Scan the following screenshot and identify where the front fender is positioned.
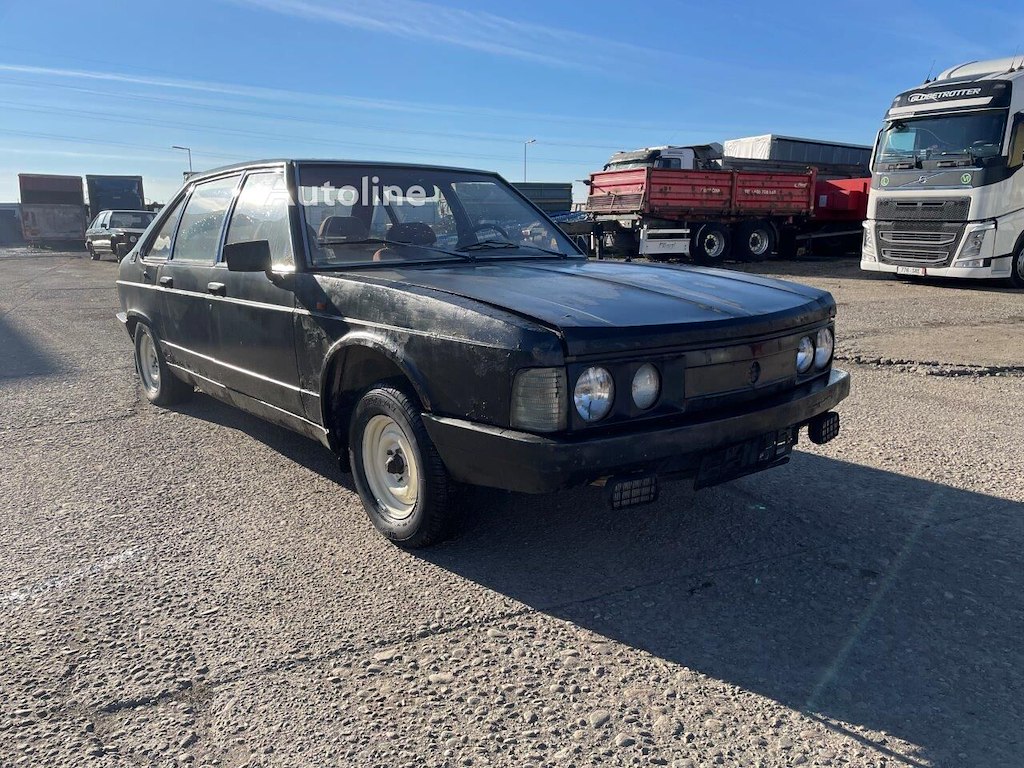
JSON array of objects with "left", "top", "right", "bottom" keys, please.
[{"left": 318, "top": 331, "right": 434, "bottom": 427}]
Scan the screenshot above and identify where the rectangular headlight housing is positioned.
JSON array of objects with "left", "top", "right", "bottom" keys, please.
[
  {"left": 958, "top": 221, "right": 996, "bottom": 261},
  {"left": 511, "top": 368, "right": 566, "bottom": 432}
]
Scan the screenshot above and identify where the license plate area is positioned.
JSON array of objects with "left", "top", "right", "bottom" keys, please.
[
  {"left": 896, "top": 266, "right": 926, "bottom": 276},
  {"left": 694, "top": 429, "right": 796, "bottom": 490}
]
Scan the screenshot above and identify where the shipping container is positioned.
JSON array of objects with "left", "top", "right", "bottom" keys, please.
[
  {"left": 18, "top": 174, "right": 86, "bottom": 244},
  {"left": 512, "top": 182, "right": 573, "bottom": 214},
  {"left": 86, "top": 175, "right": 145, "bottom": 219}
]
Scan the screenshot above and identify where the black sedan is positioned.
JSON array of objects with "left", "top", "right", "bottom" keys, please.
[
  {"left": 116, "top": 160, "right": 849, "bottom": 547},
  {"left": 87, "top": 209, "right": 156, "bottom": 261}
]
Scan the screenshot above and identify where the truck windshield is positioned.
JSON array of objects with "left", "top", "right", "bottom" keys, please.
[
  {"left": 298, "top": 165, "right": 579, "bottom": 267},
  {"left": 875, "top": 110, "right": 1007, "bottom": 168}
]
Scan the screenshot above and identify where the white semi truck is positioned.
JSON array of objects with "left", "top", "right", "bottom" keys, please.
[{"left": 861, "top": 57, "right": 1024, "bottom": 287}]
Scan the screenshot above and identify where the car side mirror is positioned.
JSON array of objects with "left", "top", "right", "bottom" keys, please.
[
  {"left": 102, "top": 223, "right": 109, "bottom": 229},
  {"left": 224, "top": 240, "right": 272, "bottom": 273}
]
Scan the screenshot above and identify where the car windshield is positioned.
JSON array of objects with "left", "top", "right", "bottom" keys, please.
[
  {"left": 297, "top": 164, "right": 579, "bottom": 267},
  {"left": 875, "top": 110, "right": 1007, "bottom": 168},
  {"left": 108, "top": 211, "right": 155, "bottom": 228}
]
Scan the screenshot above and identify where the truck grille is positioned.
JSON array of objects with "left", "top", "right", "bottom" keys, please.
[
  {"left": 875, "top": 197, "right": 970, "bottom": 222},
  {"left": 875, "top": 198, "right": 969, "bottom": 267},
  {"left": 586, "top": 193, "right": 643, "bottom": 213}
]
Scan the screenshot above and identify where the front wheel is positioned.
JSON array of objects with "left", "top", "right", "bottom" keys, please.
[
  {"left": 349, "top": 385, "right": 457, "bottom": 548},
  {"left": 133, "top": 323, "right": 193, "bottom": 406},
  {"left": 88, "top": 244, "right": 99, "bottom": 261},
  {"left": 690, "top": 223, "right": 731, "bottom": 266},
  {"left": 1011, "top": 243, "right": 1024, "bottom": 288}
]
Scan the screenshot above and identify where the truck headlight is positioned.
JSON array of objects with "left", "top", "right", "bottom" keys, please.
[
  {"left": 861, "top": 221, "right": 876, "bottom": 261},
  {"left": 958, "top": 222, "right": 995, "bottom": 261},
  {"left": 511, "top": 368, "right": 566, "bottom": 432},
  {"left": 574, "top": 367, "right": 614, "bottom": 422},
  {"left": 814, "top": 327, "right": 834, "bottom": 369},
  {"left": 796, "top": 336, "right": 814, "bottom": 374},
  {"left": 631, "top": 363, "right": 660, "bottom": 410}
]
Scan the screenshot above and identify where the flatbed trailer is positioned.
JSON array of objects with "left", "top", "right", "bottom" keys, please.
[{"left": 576, "top": 166, "right": 867, "bottom": 264}]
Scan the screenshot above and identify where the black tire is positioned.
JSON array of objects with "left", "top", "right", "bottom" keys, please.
[
  {"left": 690, "top": 223, "right": 731, "bottom": 266},
  {"left": 349, "top": 384, "right": 457, "bottom": 548},
  {"left": 133, "top": 323, "right": 193, "bottom": 406},
  {"left": 1011, "top": 243, "right": 1024, "bottom": 289},
  {"left": 88, "top": 244, "right": 100, "bottom": 261},
  {"left": 735, "top": 220, "right": 776, "bottom": 262}
]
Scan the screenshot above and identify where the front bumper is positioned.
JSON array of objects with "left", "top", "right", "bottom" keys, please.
[
  {"left": 423, "top": 368, "right": 851, "bottom": 494},
  {"left": 860, "top": 255, "right": 1012, "bottom": 279}
]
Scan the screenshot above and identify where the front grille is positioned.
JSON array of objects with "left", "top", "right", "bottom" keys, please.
[
  {"left": 876, "top": 197, "right": 970, "bottom": 222},
  {"left": 875, "top": 202, "right": 968, "bottom": 266}
]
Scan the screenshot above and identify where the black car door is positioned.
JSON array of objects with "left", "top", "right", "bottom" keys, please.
[
  {"left": 154, "top": 174, "right": 241, "bottom": 383},
  {"left": 209, "top": 169, "right": 303, "bottom": 415}
]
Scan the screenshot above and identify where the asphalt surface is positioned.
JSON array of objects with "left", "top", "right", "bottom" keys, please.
[{"left": 1, "top": 247, "right": 1021, "bottom": 768}]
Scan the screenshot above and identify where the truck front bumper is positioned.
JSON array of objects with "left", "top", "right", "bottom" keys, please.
[
  {"left": 423, "top": 368, "right": 851, "bottom": 494},
  {"left": 861, "top": 255, "right": 1013, "bottom": 279}
]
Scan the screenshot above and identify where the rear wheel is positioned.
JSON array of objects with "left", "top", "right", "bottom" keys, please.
[
  {"left": 349, "top": 384, "right": 457, "bottom": 548},
  {"left": 735, "top": 221, "right": 775, "bottom": 262},
  {"left": 690, "top": 223, "right": 731, "bottom": 266},
  {"left": 133, "top": 323, "right": 193, "bottom": 406}
]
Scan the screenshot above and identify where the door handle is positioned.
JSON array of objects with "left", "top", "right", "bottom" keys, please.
[
  {"left": 207, "top": 282, "right": 226, "bottom": 296},
  {"left": 158, "top": 276, "right": 173, "bottom": 288}
]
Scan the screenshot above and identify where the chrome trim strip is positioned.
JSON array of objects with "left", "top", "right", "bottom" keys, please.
[{"left": 162, "top": 340, "right": 320, "bottom": 398}]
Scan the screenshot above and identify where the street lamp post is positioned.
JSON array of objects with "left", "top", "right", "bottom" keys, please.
[
  {"left": 171, "top": 145, "right": 193, "bottom": 174},
  {"left": 523, "top": 139, "right": 536, "bottom": 182}
]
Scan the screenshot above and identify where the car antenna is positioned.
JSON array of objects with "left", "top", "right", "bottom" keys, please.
[{"left": 924, "top": 59, "right": 936, "bottom": 83}]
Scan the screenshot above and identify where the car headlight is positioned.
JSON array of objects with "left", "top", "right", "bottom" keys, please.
[
  {"left": 631, "top": 363, "right": 660, "bottom": 410},
  {"left": 958, "top": 222, "right": 995, "bottom": 261},
  {"left": 861, "top": 221, "right": 876, "bottom": 261},
  {"left": 814, "top": 327, "right": 834, "bottom": 369},
  {"left": 574, "top": 366, "right": 614, "bottom": 422},
  {"left": 511, "top": 368, "right": 566, "bottom": 432},
  {"left": 796, "top": 336, "right": 814, "bottom": 374}
]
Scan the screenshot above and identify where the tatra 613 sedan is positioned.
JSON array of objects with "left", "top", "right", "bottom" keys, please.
[{"left": 116, "top": 160, "right": 850, "bottom": 547}]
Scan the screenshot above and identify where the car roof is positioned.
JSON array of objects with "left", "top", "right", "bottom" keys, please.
[
  {"left": 102, "top": 209, "right": 153, "bottom": 214},
  {"left": 187, "top": 159, "right": 503, "bottom": 184}
]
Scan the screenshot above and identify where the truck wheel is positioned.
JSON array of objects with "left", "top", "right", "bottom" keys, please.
[
  {"left": 349, "top": 384, "right": 457, "bottom": 548},
  {"left": 736, "top": 221, "right": 775, "bottom": 262},
  {"left": 134, "top": 323, "right": 193, "bottom": 406},
  {"left": 1011, "top": 243, "right": 1024, "bottom": 289},
  {"left": 691, "top": 223, "right": 731, "bottom": 266}
]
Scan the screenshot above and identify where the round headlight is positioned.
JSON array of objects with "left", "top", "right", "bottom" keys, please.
[
  {"left": 574, "top": 367, "right": 614, "bottom": 422},
  {"left": 796, "top": 336, "right": 814, "bottom": 373},
  {"left": 814, "top": 327, "right": 834, "bottom": 369},
  {"left": 631, "top": 363, "right": 660, "bottom": 410}
]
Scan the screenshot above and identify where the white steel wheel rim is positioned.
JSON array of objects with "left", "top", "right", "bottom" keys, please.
[
  {"left": 1017, "top": 248, "right": 1024, "bottom": 280},
  {"left": 138, "top": 331, "right": 161, "bottom": 393},
  {"left": 748, "top": 230, "right": 770, "bottom": 256},
  {"left": 361, "top": 415, "right": 420, "bottom": 520},
  {"left": 703, "top": 231, "right": 725, "bottom": 258}
]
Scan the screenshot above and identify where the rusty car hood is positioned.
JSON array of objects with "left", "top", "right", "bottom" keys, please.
[{"left": 362, "top": 259, "right": 835, "bottom": 357}]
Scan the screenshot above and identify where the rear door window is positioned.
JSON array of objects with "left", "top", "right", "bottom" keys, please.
[
  {"left": 171, "top": 176, "right": 240, "bottom": 263},
  {"left": 224, "top": 172, "right": 294, "bottom": 268}
]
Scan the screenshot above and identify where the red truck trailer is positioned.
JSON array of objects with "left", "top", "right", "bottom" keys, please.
[
  {"left": 18, "top": 174, "right": 86, "bottom": 246},
  {"left": 563, "top": 144, "right": 869, "bottom": 264}
]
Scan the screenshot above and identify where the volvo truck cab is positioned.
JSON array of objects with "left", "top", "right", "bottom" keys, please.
[{"left": 861, "top": 57, "right": 1024, "bottom": 287}]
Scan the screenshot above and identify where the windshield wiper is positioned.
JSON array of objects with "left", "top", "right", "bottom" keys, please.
[{"left": 457, "top": 239, "right": 569, "bottom": 257}]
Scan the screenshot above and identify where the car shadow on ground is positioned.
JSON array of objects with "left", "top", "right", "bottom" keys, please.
[
  {"left": 171, "top": 391, "right": 347, "bottom": 486},
  {"left": 421, "top": 453, "right": 1023, "bottom": 768},
  {"left": 0, "top": 314, "right": 64, "bottom": 381}
]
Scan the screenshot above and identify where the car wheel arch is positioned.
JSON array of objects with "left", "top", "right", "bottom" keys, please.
[{"left": 319, "top": 335, "right": 433, "bottom": 452}]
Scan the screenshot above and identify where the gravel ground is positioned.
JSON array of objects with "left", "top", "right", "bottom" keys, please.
[{"left": 1, "top": 249, "right": 1021, "bottom": 768}]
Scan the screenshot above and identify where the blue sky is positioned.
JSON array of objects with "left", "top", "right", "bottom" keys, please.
[{"left": 1, "top": 0, "right": 1022, "bottom": 204}]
